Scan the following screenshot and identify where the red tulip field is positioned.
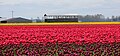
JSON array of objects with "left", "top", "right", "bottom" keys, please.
[{"left": 0, "top": 24, "right": 120, "bottom": 56}]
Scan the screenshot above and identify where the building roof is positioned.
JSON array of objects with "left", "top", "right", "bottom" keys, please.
[
  {"left": 1, "top": 17, "right": 32, "bottom": 23},
  {"left": 1, "top": 17, "right": 31, "bottom": 21},
  {"left": 0, "top": 18, "right": 8, "bottom": 21}
]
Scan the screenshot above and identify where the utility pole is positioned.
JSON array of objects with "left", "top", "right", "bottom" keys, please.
[{"left": 11, "top": 11, "right": 14, "bottom": 18}]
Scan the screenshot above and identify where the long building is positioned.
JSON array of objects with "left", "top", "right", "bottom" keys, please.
[
  {"left": 0, "top": 17, "right": 32, "bottom": 23},
  {"left": 43, "top": 14, "right": 83, "bottom": 22}
]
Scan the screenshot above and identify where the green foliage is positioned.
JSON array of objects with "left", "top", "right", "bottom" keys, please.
[
  {"left": 80, "top": 53, "right": 85, "bottom": 56},
  {"left": 2, "top": 50, "right": 5, "bottom": 56},
  {"left": 13, "top": 48, "right": 17, "bottom": 56},
  {"left": 92, "top": 51, "right": 95, "bottom": 56},
  {"left": 54, "top": 52, "right": 58, "bottom": 56},
  {"left": 20, "top": 43, "right": 23, "bottom": 48},
  {"left": 101, "top": 50, "right": 105, "bottom": 56}
]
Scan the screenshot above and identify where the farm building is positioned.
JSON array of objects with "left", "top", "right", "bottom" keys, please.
[
  {"left": 0, "top": 17, "right": 32, "bottom": 23},
  {"left": 43, "top": 14, "right": 82, "bottom": 22}
]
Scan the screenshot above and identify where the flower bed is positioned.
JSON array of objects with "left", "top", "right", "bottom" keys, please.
[{"left": 0, "top": 24, "right": 120, "bottom": 55}]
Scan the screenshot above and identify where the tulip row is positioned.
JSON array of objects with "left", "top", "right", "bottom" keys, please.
[
  {"left": 0, "top": 42, "right": 120, "bottom": 56},
  {"left": 0, "top": 24, "right": 120, "bottom": 45},
  {"left": 0, "top": 24, "right": 120, "bottom": 55}
]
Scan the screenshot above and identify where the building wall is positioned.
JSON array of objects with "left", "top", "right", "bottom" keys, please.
[{"left": 45, "top": 18, "right": 78, "bottom": 22}]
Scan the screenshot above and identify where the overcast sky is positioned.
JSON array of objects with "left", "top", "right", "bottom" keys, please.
[{"left": 0, "top": 0, "right": 120, "bottom": 19}]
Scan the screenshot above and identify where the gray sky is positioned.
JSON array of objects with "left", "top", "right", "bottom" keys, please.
[{"left": 0, "top": 0, "right": 120, "bottom": 19}]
